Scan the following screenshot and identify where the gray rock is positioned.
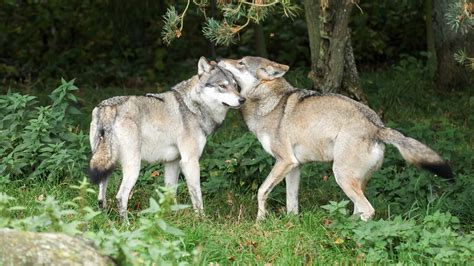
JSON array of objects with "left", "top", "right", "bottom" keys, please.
[{"left": 0, "top": 229, "right": 115, "bottom": 265}]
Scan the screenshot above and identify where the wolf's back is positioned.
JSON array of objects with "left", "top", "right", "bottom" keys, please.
[
  {"left": 89, "top": 106, "right": 118, "bottom": 184},
  {"left": 377, "top": 127, "right": 453, "bottom": 181}
]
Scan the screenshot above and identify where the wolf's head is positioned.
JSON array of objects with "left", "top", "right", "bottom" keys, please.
[
  {"left": 196, "top": 57, "right": 246, "bottom": 109},
  {"left": 217, "top": 56, "right": 289, "bottom": 96}
]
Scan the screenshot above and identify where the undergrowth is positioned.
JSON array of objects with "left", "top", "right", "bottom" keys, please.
[
  {"left": 0, "top": 79, "right": 88, "bottom": 183},
  {"left": 0, "top": 180, "right": 194, "bottom": 265}
]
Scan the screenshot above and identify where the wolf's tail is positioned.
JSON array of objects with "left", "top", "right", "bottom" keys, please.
[
  {"left": 88, "top": 106, "right": 118, "bottom": 184},
  {"left": 377, "top": 127, "right": 453, "bottom": 181}
]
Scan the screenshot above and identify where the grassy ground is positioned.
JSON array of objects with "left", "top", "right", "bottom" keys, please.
[{"left": 1, "top": 60, "right": 473, "bottom": 264}]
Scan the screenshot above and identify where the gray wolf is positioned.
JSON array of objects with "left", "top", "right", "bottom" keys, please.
[
  {"left": 217, "top": 56, "right": 453, "bottom": 221},
  {"left": 88, "top": 57, "right": 245, "bottom": 219}
]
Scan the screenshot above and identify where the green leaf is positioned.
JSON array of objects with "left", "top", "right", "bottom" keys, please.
[
  {"left": 170, "top": 204, "right": 189, "bottom": 211},
  {"left": 141, "top": 198, "right": 160, "bottom": 214},
  {"left": 7, "top": 206, "right": 26, "bottom": 211}
]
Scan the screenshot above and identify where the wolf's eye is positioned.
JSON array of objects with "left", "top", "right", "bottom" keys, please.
[{"left": 217, "top": 85, "right": 226, "bottom": 92}]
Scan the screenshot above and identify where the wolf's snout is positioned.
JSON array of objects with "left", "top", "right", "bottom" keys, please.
[
  {"left": 239, "top": 97, "right": 246, "bottom": 105},
  {"left": 216, "top": 57, "right": 222, "bottom": 62}
]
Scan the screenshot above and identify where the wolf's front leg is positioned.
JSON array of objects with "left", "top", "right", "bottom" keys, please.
[
  {"left": 257, "top": 160, "right": 298, "bottom": 220},
  {"left": 180, "top": 157, "right": 204, "bottom": 213},
  {"left": 164, "top": 159, "right": 180, "bottom": 196},
  {"left": 285, "top": 167, "right": 300, "bottom": 215}
]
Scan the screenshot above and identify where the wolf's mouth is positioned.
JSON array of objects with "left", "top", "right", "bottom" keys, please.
[{"left": 222, "top": 102, "right": 241, "bottom": 109}]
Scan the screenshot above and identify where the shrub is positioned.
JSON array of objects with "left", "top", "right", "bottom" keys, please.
[
  {"left": 0, "top": 79, "right": 88, "bottom": 183},
  {"left": 322, "top": 200, "right": 473, "bottom": 263},
  {"left": 0, "top": 179, "right": 194, "bottom": 265},
  {"left": 201, "top": 132, "right": 274, "bottom": 194}
]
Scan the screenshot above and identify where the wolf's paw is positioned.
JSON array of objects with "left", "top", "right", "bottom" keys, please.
[{"left": 98, "top": 199, "right": 107, "bottom": 209}]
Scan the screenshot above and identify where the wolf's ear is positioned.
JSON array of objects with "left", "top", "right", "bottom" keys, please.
[
  {"left": 198, "top": 57, "right": 213, "bottom": 75},
  {"left": 256, "top": 63, "right": 289, "bottom": 80}
]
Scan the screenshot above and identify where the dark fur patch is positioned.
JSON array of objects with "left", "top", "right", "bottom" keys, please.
[
  {"left": 145, "top": 93, "right": 165, "bottom": 102},
  {"left": 298, "top": 90, "right": 321, "bottom": 102},
  {"left": 419, "top": 161, "right": 454, "bottom": 182},
  {"left": 88, "top": 166, "right": 114, "bottom": 184},
  {"left": 276, "top": 90, "right": 298, "bottom": 136}
]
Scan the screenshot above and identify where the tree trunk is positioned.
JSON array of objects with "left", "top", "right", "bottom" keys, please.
[
  {"left": 433, "top": 0, "right": 474, "bottom": 90},
  {"left": 342, "top": 32, "right": 367, "bottom": 104},
  {"left": 254, "top": 23, "right": 268, "bottom": 58},
  {"left": 425, "top": 0, "right": 437, "bottom": 69},
  {"left": 304, "top": 0, "right": 367, "bottom": 103},
  {"left": 304, "top": 0, "right": 321, "bottom": 87},
  {"left": 0, "top": 229, "right": 114, "bottom": 265},
  {"left": 210, "top": 0, "right": 217, "bottom": 58},
  {"left": 321, "top": 0, "right": 353, "bottom": 93}
]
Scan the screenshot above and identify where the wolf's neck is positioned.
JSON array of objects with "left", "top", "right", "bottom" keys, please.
[
  {"left": 187, "top": 85, "right": 227, "bottom": 135},
  {"left": 240, "top": 80, "right": 296, "bottom": 133},
  {"left": 195, "top": 103, "right": 227, "bottom": 135}
]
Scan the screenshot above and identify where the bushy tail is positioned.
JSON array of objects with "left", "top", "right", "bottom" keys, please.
[
  {"left": 378, "top": 127, "right": 454, "bottom": 181},
  {"left": 88, "top": 107, "right": 117, "bottom": 184}
]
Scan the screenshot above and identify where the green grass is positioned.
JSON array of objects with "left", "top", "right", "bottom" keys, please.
[
  {"left": 1, "top": 59, "right": 473, "bottom": 264},
  {"left": 2, "top": 177, "right": 361, "bottom": 264}
]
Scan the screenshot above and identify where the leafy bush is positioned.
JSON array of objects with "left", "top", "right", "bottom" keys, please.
[
  {"left": 0, "top": 79, "right": 88, "bottom": 183},
  {"left": 0, "top": 179, "right": 194, "bottom": 265},
  {"left": 201, "top": 132, "right": 274, "bottom": 194},
  {"left": 322, "top": 200, "right": 473, "bottom": 263}
]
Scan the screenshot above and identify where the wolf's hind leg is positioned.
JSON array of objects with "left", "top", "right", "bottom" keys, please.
[
  {"left": 116, "top": 161, "right": 141, "bottom": 219},
  {"left": 332, "top": 139, "right": 384, "bottom": 221},
  {"left": 114, "top": 120, "right": 141, "bottom": 220},
  {"left": 333, "top": 171, "right": 374, "bottom": 221},
  {"left": 286, "top": 167, "right": 300, "bottom": 215},
  {"left": 98, "top": 178, "right": 109, "bottom": 209}
]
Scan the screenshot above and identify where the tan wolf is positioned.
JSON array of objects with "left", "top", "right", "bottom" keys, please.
[
  {"left": 218, "top": 56, "right": 453, "bottom": 221},
  {"left": 89, "top": 57, "right": 245, "bottom": 219}
]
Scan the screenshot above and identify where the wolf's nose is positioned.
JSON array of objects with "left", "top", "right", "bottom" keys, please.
[
  {"left": 216, "top": 57, "right": 222, "bottom": 62},
  {"left": 239, "top": 97, "right": 246, "bottom": 104}
]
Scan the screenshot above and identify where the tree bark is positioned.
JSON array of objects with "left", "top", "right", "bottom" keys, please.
[
  {"left": 433, "top": 0, "right": 474, "bottom": 90},
  {"left": 210, "top": 0, "right": 217, "bottom": 58},
  {"left": 321, "top": 0, "right": 353, "bottom": 93},
  {"left": 342, "top": 32, "right": 367, "bottom": 104},
  {"left": 425, "top": 0, "right": 437, "bottom": 68},
  {"left": 0, "top": 229, "right": 114, "bottom": 265},
  {"left": 304, "top": 0, "right": 367, "bottom": 103},
  {"left": 254, "top": 23, "right": 268, "bottom": 58},
  {"left": 304, "top": 0, "right": 321, "bottom": 87}
]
